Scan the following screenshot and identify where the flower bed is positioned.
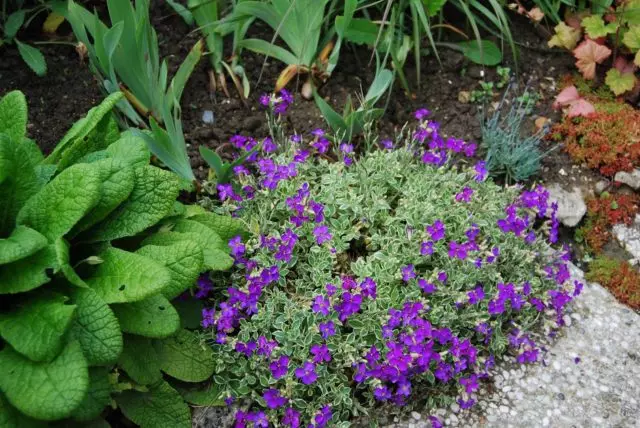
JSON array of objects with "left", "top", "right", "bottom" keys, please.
[{"left": 198, "top": 100, "right": 582, "bottom": 427}]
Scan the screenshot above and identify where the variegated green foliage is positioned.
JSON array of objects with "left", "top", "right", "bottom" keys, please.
[{"left": 0, "top": 91, "right": 244, "bottom": 426}]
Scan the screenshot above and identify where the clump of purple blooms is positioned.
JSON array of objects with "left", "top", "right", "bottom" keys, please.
[{"left": 195, "top": 94, "right": 580, "bottom": 427}]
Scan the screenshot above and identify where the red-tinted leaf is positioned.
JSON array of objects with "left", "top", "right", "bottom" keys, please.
[
  {"left": 573, "top": 39, "right": 612, "bottom": 80},
  {"left": 553, "top": 85, "right": 580, "bottom": 109},
  {"left": 567, "top": 99, "right": 596, "bottom": 117}
]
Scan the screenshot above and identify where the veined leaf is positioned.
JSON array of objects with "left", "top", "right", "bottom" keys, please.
[
  {"left": 582, "top": 15, "right": 618, "bottom": 38},
  {"left": 457, "top": 40, "right": 502, "bottom": 66},
  {"left": 0, "top": 226, "right": 48, "bottom": 265},
  {"left": 105, "top": 134, "right": 151, "bottom": 168},
  {"left": 0, "top": 393, "right": 45, "bottom": 428},
  {"left": 116, "top": 380, "right": 191, "bottom": 428},
  {"left": 185, "top": 211, "right": 248, "bottom": 242},
  {"left": 70, "top": 288, "right": 123, "bottom": 366},
  {"left": 70, "top": 368, "right": 111, "bottom": 422},
  {"left": 85, "top": 247, "right": 171, "bottom": 304},
  {"left": 118, "top": 334, "right": 162, "bottom": 385},
  {"left": 57, "top": 115, "right": 120, "bottom": 171},
  {"left": 548, "top": 22, "right": 581, "bottom": 50},
  {"left": 0, "top": 90, "right": 28, "bottom": 144},
  {"left": 0, "top": 245, "right": 58, "bottom": 294},
  {"left": 605, "top": 68, "right": 636, "bottom": 95},
  {"left": 112, "top": 295, "right": 180, "bottom": 338},
  {"left": 16, "top": 41, "right": 47, "bottom": 76},
  {"left": 0, "top": 340, "right": 88, "bottom": 421},
  {"left": 141, "top": 230, "right": 232, "bottom": 271},
  {"left": 0, "top": 293, "right": 76, "bottom": 362},
  {"left": 155, "top": 329, "right": 215, "bottom": 382}
]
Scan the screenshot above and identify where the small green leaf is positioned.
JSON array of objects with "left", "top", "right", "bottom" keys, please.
[
  {"left": 166, "top": 0, "right": 194, "bottom": 25},
  {"left": 336, "top": 17, "right": 378, "bottom": 46},
  {"left": 70, "top": 368, "right": 111, "bottom": 422},
  {"left": 605, "top": 68, "right": 636, "bottom": 96},
  {"left": 112, "top": 295, "right": 180, "bottom": 338},
  {"left": 17, "top": 163, "right": 102, "bottom": 242},
  {"left": 69, "top": 288, "right": 123, "bottom": 366},
  {"left": 16, "top": 40, "right": 47, "bottom": 76},
  {"left": 4, "top": 10, "right": 26, "bottom": 40},
  {"left": 423, "top": 0, "right": 447, "bottom": 17},
  {"left": 0, "top": 293, "right": 76, "bottom": 362},
  {"left": 623, "top": 25, "right": 640, "bottom": 51},
  {"left": 0, "top": 340, "right": 89, "bottom": 420},
  {"left": 136, "top": 242, "right": 203, "bottom": 300},
  {"left": 84, "top": 247, "right": 171, "bottom": 304},
  {"left": 118, "top": 334, "right": 162, "bottom": 385},
  {"left": 155, "top": 329, "right": 215, "bottom": 382},
  {"left": 0, "top": 90, "right": 28, "bottom": 144},
  {"left": 582, "top": 15, "right": 618, "bottom": 38},
  {"left": 458, "top": 40, "right": 502, "bottom": 66},
  {"left": 116, "top": 380, "right": 191, "bottom": 428},
  {"left": 0, "top": 226, "right": 48, "bottom": 265},
  {"left": 0, "top": 245, "right": 57, "bottom": 294},
  {"left": 84, "top": 166, "right": 180, "bottom": 242}
]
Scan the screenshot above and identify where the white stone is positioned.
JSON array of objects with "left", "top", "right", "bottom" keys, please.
[
  {"left": 546, "top": 184, "right": 587, "bottom": 227},
  {"left": 614, "top": 169, "right": 640, "bottom": 190},
  {"left": 201, "top": 110, "right": 215, "bottom": 124},
  {"left": 411, "top": 412, "right": 421, "bottom": 421}
]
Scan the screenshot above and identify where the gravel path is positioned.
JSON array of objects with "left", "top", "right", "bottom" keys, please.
[{"left": 390, "top": 264, "right": 640, "bottom": 428}]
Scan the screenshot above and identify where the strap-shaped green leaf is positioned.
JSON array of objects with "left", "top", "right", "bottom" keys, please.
[
  {"left": 117, "top": 380, "right": 191, "bottom": 428},
  {"left": 0, "top": 245, "right": 57, "bottom": 294},
  {"left": 70, "top": 367, "right": 111, "bottom": 422},
  {"left": 0, "top": 90, "right": 28, "bottom": 144},
  {"left": 0, "top": 226, "right": 48, "bottom": 265},
  {"left": 84, "top": 166, "right": 180, "bottom": 242},
  {"left": 17, "top": 163, "right": 102, "bottom": 242},
  {"left": 0, "top": 293, "right": 76, "bottom": 362},
  {"left": 85, "top": 247, "right": 171, "bottom": 304},
  {"left": 155, "top": 329, "right": 215, "bottom": 383},
  {"left": 118, "top": 334, "right": 162, "bottom": 385},
  {"left": 0, "top": 340, "right": 89, "bottom": 421},
  {"left": 111, "top": 295, "right": 180, "bottom": 338},
  {"left": 136, "top": 242, "right": 203, "bottom": 300},
  {"left": 69, "top": 288, "right": 123, "bottom": 366}
]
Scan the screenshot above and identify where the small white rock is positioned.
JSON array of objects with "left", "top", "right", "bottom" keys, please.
[{"left": 411, "top": 411, "right": 421, "bottom": 421}]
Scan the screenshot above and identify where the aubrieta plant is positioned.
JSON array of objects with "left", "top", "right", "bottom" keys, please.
[{"left": 197, "top": 99, "right": 581, "bottom": 427}]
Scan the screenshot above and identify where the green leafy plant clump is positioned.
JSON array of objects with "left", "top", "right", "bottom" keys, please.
[
  {"left": 0, "top": 91, "right": 244, "bottom": 427},
  {"left": 197, "top": 106, "right": 580, "bottom": 426}
]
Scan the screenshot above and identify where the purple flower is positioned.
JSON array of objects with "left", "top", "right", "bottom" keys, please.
[
  {"left": 235, "top": 341, "right": 257, "bottom": 357},
  {"left": 310, "top": 343, "right": 331, "bottom": 363},
  {"left": 229, "top": 236, "right": 245, "bottom": 259},
  {"left": 269, "top": 355, "right": 289, "bottom": 379},
  {"left": 293, "top": 149, "right": 310, "bottom": 163},
  {"left": 311, "top": 128, "right": 325, "bottom": 137},
  {"left": 401, "top": 264, "right": 416, "bottom": 282},
  {"left": 256, "top": 336, "right": 277, "bottom": 358},
  {"left": 333, "top": 292, "right": 363, "bottom": 322},
  {"left": 459, "top": 374, "right": 479, "bottom": 394},
  {"left": 247, "top": 411, "right": 269, "bottom": 428},
  {"left": 426, "top": 220, "right": 446, "bottom": 241},
  {"left": 380, "top": 139, "right": 394, "bottom": 150},
  {"left": 374, "top": 385, "right": 392, "bottom": 401},
  {"left": 195, "top": 274, "right": 214, "bottom": 299},
  {"left": 463, "top": 142, "right": 477, "bottom": 157},
  {"left": 418, "top": 278, "right": 437, "bottom": 294},
  {"left": 312, "top": 295, "right": 330, "bottom": 316},
  {"left": 224, "top": 396, "right": 234, "bottom": 406},
  {"left": 201, "top": 308, "right": 215, "bottom": 328},
  {"left": 263, "top": 388, "right": 288, "bottom": 409},
  {"left": 218, "top": 184, "right": 242, "bottom": 202},
  {"left": 282, "top": 407, "right": 300, "bottom": 428},
  {"left": 325, "top": 283, "right": 337, "bottom": 296},
  {"left": 294, "top": 361, "right": 318, "bottom": 384},
  {"left": 458, "top": 398, "right": 476, "bottom": 409},
  {"left": 448, "top": 241, "right": 468, "bottom": 260},
  {"left": 467, "top": 286, "right": 485, "bottom": 304},
  {"left": 415, "top": 108, "right": 431, "bottom": 120},
  {"left": 339, "top": 142, "right": 353, "bottom": 154},
  {"left": 263, "top": 137, "right": 277, "bottom": 153},
  {"left": 312, "top": 405, "right": 332, "bottom": 428},
  {"left": 429, "top": 416, "right": 443, "bottom": 428},
  {"left": 437, "top": 271, "right": 448, "bottom": 283},
  {"left": 420, "top": 241, "right": 434, "bottom": 256},
  {"left": 360, "top": 277, "right": 377, "bottom": 299},
  {"left": 313, "top": 225, "right": 332, "bottom": 245},
  {"left": 455, "top": 187, "right": 474, "bottom": 203},
  {"left": 474, "top": 160, "right": 488, "bottom": 182},
  {"left": 319, "top": 321, "right": 336, "bottom": 339},
  {"left": 312, "top": 137, "right": 330, "bottom": 154}
]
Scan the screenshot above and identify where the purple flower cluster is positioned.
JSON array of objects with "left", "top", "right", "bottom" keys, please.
[{"left": 260, "top": 89, "right": 294, "bottom": 115}]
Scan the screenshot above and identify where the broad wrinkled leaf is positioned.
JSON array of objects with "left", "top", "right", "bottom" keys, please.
[
  {"left": 0, "top": 90, "right": 27, "bottom": 144},
  {"left": 0, "top": 340, "right": 88, "bottom": 420},
  {"left": 105, "top": 134, "right": 150, "bottom": 168},
  {"left": 0, "top": 245, "right": 57, "bottom": 294},
  {"left": 175, "top": 383, "right": 224, "bottom": 406},
  {"left": 169, "top": 219, "right": 233, "bottom": 270},
  {"left": 17, "top": 163, "right": 102, "bottom": 242},
  {"left": 548, "top": 22, "right": 581, "bottom": 50},
  {"left": 54, "top": 238, "right": 87, "bottom": 288},
  {"left": 0, "top": 226, "right": 48, "bottom": 265},
  {"left": 111, "top": 295, "right": 180, "bottom": 338},
  {"left": 118, "top": 335, "right": 162, "bottom": 385},
  {"left": 0, "top": 293, "right": 76, "bottom": 362},
  {"left": 116, "top": 380, "right": 191, "bottom": 428},
  {"left": 85, "top": 247, "right": 171, "bottom": 304},
  {"left": 155, "top": 329, "right": 215, "bottom": 382},
  {"left": 573, "top": 39, "right": 611, "bottom": 79},
  {"left": 0, "top": 393, "right": 45, "bottom": 428},
  {"left": 605, "top": 68, "right": 636, "bottom": 95},
  {"left": 136, "top": 242, "right": 203, "bottom": 300},
  {"left": 72, "top": 159, "right": 135, "bottom": 234},
  {"left": 184, "top": 211, "right": 248, "bottom": 242},
  {"left": 69, "top": 288, "right": 123, "bottom": 366},
  {"left": 141, "top": 232, "right": 230, "bottom": 270},
  {"left": 84, "top": 166, "right": 180, "bottom": 242},
  {"left": 582, "top": 15, "right": 618, "bottom": 38},
  {"left": 57, "top": 115, "right": 120, "bottom": 171},
  {"left": 70, "top": 368, "right": 111, "bottom": 422}
]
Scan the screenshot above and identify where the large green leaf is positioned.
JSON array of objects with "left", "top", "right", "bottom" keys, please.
[
  {"left": 72, "top": 159, "right": 135, "bottom": 234},
  {"left": 173, "top": 298, "right": 205, "bottom": 329},
  {"left": 0, "top": 245, "right": 57, "bottom": 294},
  {"left": 117, "top": 380, "right": 191, "bottom": 428},
  {"left": 0, "top": 135, "right": 42, "bottom": 236},
  {"left": 0, "top": 90, "right": 28, "bottom": 144},
  {"left": 0, "top": 340, "right": 89, "bottom": 420},
  {"left": 69, "top": 288, "right": 123, "bottom": 366},
  {"left": 457, "top": 40, "right": 502, "bottom": 66},
  {"left": 111, "top": 295, "right": 180, "bottom": 338},
  {"left": 185, "top": 211, "right": 248, "bottom": 242},
  {"left": 0, "top": 393, "right": 45, "bottom": 428},
  {"left": 0, "top": 226, "right": 48, "bottom": 265},
  {"left": 118, "top": 334, "right": 162, "bottom": 385},
  {"left": 46, "top": 92, "right": 124, "bottom": 164},
  {"left": 57, "top": 115, "right": 120, "bottom": 171},
  {"left": 70, "top": 368, "right": 111, "bottom": 422},
  {"left": 85, "top": 247, "right": 171, "bottom": 304},
  {"left": 170, "top": 219, "right": 233, "bottom": 271},
  {"left": 55, "top": 238, "right": 88, "bottom": 288},
  {"left": 176, "top": 383, "right": 224, "bottom": 406},
  {"left": 0, "top": 293, "right": 76, "bottom": 362},
  {"left": 17, "top": 163, "right": 102, "bottom": 242},
  {"left": 16, "top": 41, "right": 47, "bottom": 77},
  {"left": 155, "top": 329, "right": 215, "bottom": 383},
  {"left": 105, "top": 134, "right": 150, "bottom": 168},
  {"left": 136, "top": 242, "right": 203, "bottom": 300},
  {"left": 84, "top": 166, "right": 180, "bottom": 242}
]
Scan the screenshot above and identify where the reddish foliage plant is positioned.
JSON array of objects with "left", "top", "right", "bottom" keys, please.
[
  {"left": 577, "top": 193, "right": 639, "bottom": 253},
  {"left": 586, "top": 257, "right": 640, "bottom": 309}
]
